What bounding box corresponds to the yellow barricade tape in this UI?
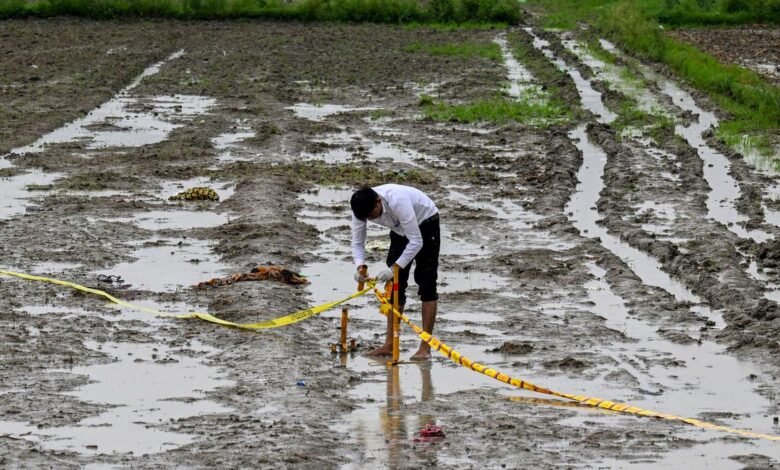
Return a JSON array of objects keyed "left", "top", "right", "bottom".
[
  {"left": 0, "top": 269, "right": 373, "bottom": 330},
  {"left": 373, "top": 288, "right": 780, "bottom": 443}
]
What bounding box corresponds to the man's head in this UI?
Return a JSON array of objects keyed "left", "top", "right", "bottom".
[{"left": 351, "top": 186, "right": 382, "bottom": 221}]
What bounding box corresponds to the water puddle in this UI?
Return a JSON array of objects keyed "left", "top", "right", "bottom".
[
  {"left": 528, "top": 263, "right": 776, "bottom": 467},
  {"left": 213, "top": 122, "right": 256, "bottom": 163},
  {"left": 745, "top": 259, "right": 780, "bottom": 303},
  {"left": 493, "top": 32, "right": 544, "bottom": 100},
  {"left": 445, "top": 186, "right": 575, "bottom": 252},
  {"left": 524, "top": 29, "right": 616, "bottom": 124},
  {"left": 563, "top": 37, "right": 662, "bottom": 115},
  {"left": 0, "top": 340, "right": 231, "bottom": 455},
  {"left": 334, "top": 346, "right": 514, "bottom": 469},
  {"left": 599, "top": 39, "right": 777, "bottom": 238},
  {"left": 568, "top": 124, "right": 701, "bottom": 303},
  {"left": 288, "top": 103, "right": 379, "bottom": 122},
  {"left": 661, "top": 79, "right": 772, "bottom": 241},
  {"left": 133, "top": 210, "right": 229, "bottom": 231},
  {"left": 15, "top": 305, "right": 84, "bottom": 317},
  {"left": 526, "top": 30, "right": 714, "bottom": 306},
  {"left": 11, "top": 51, "right": 215, "bottom": 154},
  {"left": 30, "top": 261, "right": 82, "bottom": 274},
  {"left": 303, "top": 131, "right": 430, "bottom": 168},
  {"left": 0, "top": 169, "right": 60, "bottom": 220},
  {"left": 100, "top": 238, "right": 226, "bottom": 292},
  {"left": 437, "top": 270, "right": 509, "bottom": 293}
]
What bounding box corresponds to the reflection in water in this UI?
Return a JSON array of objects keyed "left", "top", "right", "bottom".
[
  {"left": 378, "top": 363, "right": 438, "bottom": 467},
  {"left": 336, "top": 355, "right": 441, "bottom": 469}
]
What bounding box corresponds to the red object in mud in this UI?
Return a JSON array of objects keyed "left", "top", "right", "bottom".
[{"left": 412, "top": 424, "right": 445, "bottom": 442}]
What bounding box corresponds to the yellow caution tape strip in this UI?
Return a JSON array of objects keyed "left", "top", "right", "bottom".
[
  {"left": 0, "top": 269, "right": 373, "bottom": 330},
  {"left": 373, "top": 289, "right": 780, "bottom": 443}
]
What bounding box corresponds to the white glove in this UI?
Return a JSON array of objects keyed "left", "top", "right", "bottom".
[
  {"left": 376, "top": 268, "right": 395, "bottom": 282},
  {"left": 354, "top": 269, "right": 370, "bottom": 283}
]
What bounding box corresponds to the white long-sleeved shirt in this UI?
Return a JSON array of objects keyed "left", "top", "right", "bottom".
[{"left": 352, "top": 184, "right": 438, "bottom": 269}]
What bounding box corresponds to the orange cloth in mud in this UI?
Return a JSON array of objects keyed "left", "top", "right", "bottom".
[{"left": 196, "top": 266, "right": 309, "bottom": 288}]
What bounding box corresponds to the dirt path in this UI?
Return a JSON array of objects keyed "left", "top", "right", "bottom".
[{"left": 0, "top": 18, "right": 779, "bottom": 468}]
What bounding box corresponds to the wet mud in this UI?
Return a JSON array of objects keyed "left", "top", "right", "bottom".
[{"left": 1, "top": 18, "right": 779, "bottom": 468}]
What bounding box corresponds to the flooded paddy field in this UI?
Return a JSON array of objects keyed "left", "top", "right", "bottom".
[{"left": 1, "top": 18, "right": 779, "bottom": 468}]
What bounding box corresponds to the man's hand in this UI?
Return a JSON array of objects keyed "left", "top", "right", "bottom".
[
  {"left": 376, "top": 267, "right": 396, "bottom": 282},
  {"left": 354, "top": 266, "right": 370, "bottom": 283}
]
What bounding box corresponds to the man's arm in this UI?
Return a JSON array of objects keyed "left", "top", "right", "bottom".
[{"left": 351, "top": 214, "right": 368, "bottom": 267}]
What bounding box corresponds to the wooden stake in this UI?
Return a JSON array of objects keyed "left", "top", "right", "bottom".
[{"left": 391, "top": 264, "right": 400, "bottom": 364}]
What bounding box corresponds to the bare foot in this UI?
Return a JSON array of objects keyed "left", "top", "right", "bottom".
[
  {"left": 365, "top": 344, "right": 393, "bottom": 357},
  {"left": 410, "top": 349, "right": 432, "bottom": 361}
]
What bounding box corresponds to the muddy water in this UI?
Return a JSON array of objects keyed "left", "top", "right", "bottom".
[
  {"left": 493, "top": 32, "right": 541, "bottom": 100},
  {"left": 585, "top": 263, "right": 772, "bottom": 428},
  {"left": 297, "top": 184, "right": 537, "bottom": 467},
  {"left": 212, "top": 121, "right": 256, "bottom": 164},
  {"left": 566, "top": 124, "right": 701, "bottom": 304},
  {"left": 287, "top": 103, "right": 379, "bottom": 122},
  {"left": 10, "top": 50, "right": 215, "bottom": 155},
  {"left": 0, "top": 339, "right": 231, "bottom": 455},
  {"left": 527, "top": 29, "right": 701, "bottom": 304},
  {"left": 0, "top": 169, "right": 60, "bottom": 220},
  {"left": 598, "top": 39, "right": 777, "bottom": 238}
]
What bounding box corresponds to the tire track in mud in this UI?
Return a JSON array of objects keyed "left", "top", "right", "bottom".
[
  {"left": 518, "top": 26, "right": 780, "bottom": 460},
  {"left": 552, "top": 32, "right": 780, "bottom": 360},
  {"left": 289, "top": 27, "right": 780, "bottom": 465}
]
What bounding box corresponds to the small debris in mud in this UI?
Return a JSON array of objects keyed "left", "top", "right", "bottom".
[
  {"left": 541, "top": 356, "right": 589, "bottom": 371},
  {"left": 413, "top": 424, "right": 445, "bottom": 443},
  {"left": 196, "top": 265, "right": 309, "bottom": 288},
  {"left": 490, "top": 341, "right": 534, "bottom": 355},
  {"left": 169, "top": 186, "right": 220, "bottom": 201},
  {"left": 97, "top": 274, "right": 123, "bottom": 284}
]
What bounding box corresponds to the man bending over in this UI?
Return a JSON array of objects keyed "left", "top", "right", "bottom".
[{"left": 350, "top": 184, "right": 440, "bottom": 361}]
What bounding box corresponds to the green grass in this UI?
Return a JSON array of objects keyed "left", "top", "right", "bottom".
[
  {"left": 402, "top": 21, "right": 508, "bottom": 30},
  {"left": 610, "top": 98, "right": 675, "bottom": 142},
  {"left": 0, "top": 0, "right": 522, "bottom": 22},
  {"left": 657, "top": 0, "right": 780, "bottom": 26},
  {"left": 530, "top": 0, "right": 779, "bottom": 28},
  {"left": 528, "top": 0, "right": 780, "bottom": 158},
  {"left": 423, "top": 96, "right": 571, "bottom": 126},
  {"left": 507, "top": 31, "right": 583, "bottom": 118},
  {"left": 405, "top": 41, "right": 502, "bottom": 61}
]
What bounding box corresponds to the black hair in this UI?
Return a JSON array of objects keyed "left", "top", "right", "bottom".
[{"left": 351, "top": 186, "right": 379, "bottom": 221}]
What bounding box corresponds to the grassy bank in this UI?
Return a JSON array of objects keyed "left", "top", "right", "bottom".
[
  {"left": 531, "top": 0, "right": 780, "bottom": 29},
  {"left": 0, "top": 0, "right": 521, "bottom": 23},
  {"left": 528, "top": 0, "right": 780, "bottom": 158}
]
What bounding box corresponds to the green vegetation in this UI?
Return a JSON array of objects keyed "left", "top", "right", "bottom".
[
  {"left": 530, "top": 0, "right": 779, "bottom": 28},
  {"left": 507, "top": 31, "right": 583, "bottom": 117},
  {"left": 610, "top": 98, "right": 675, "bottom": 142},
  {"left": 528, "top": 0, "right": 780, "bottom": 157},
  {"left": 423, "top": 95, "right": 571, "bottom": 126},
  {"left": 405, "top": 41, "right": 502, "bottom": 61},
  {"left": 0, "top": 0, "right": 522, "bottom": 23},
  {"left": 418, "top": 30, "right": 576, "bottom": 127},
  {"left": 658, "top": 0, "right": 780, "bottom": 26}
]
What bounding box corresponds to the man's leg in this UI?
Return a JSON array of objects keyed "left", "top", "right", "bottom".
[
  {"left": 411, "top": 300, "right": 437, "bottom": 360},
  {"left": 411, "top": 216, "right": 440, "bottom": 361},
  {"left": 366, "top": 232, "right": 410, "bottom": 356},
  {"left": 365, "top": 304, "right": 404, "bottom": 356}
]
